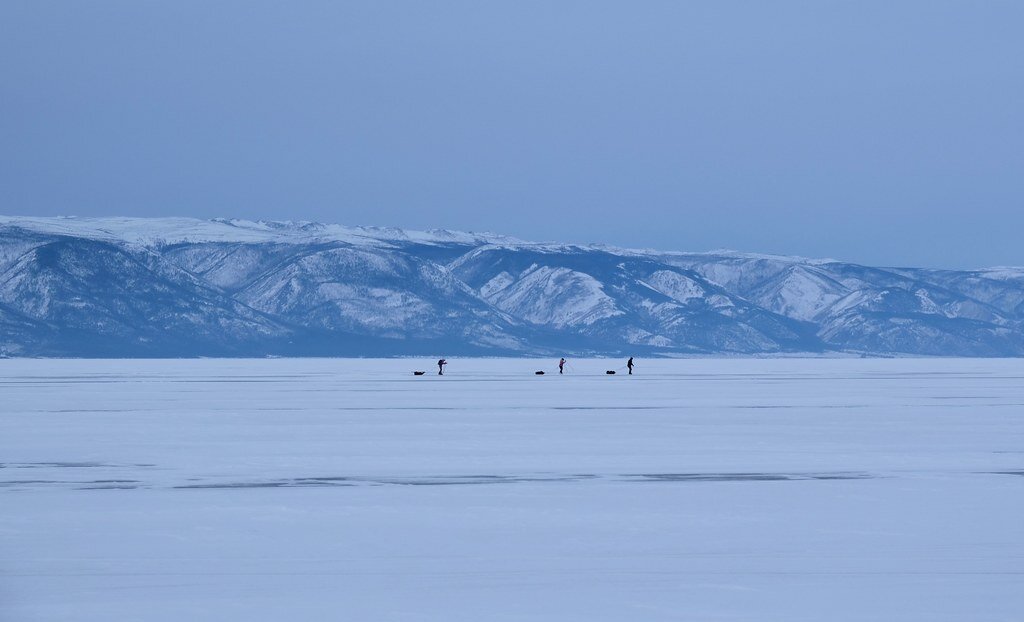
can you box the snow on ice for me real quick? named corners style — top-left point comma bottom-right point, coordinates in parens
top-left (1, 358), bottom-right (1023, 621)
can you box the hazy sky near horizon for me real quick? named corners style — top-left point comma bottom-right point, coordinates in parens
top-left (2, 1), bottom-right (1022, 268)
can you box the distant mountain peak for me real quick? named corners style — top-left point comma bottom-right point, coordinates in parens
top-left (0, 216), bottom-right (527, 248)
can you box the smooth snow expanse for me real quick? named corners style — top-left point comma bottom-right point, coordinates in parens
top-left (2, 358), bottom-right (1023, 621)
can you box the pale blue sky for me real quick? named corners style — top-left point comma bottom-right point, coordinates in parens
top-left (2, 1), bottom-right (1022, 268)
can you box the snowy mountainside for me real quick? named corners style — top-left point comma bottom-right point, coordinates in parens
top-left (0, 217), bottom-right (1022, 356)
top-left (0, 216), bottom-right (523, 247)
top-left (450, 246), bottom-right (815, 353)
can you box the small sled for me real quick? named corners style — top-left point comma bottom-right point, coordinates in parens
top-left (413, 371), bottom-right (426, 376)
top-left (535, 370), bottom-right (545, 375)
top-left (605, 370), bottom-right (616, 375)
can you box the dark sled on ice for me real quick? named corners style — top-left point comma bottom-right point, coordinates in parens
top-left (413, 371), bottom-right (426, 376)
top-left (535, 371), bottom-right (545, 375)
top-left (606, 370), bottom-right (616, 375)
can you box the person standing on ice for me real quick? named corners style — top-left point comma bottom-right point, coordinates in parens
top-left (437, 358), bottom-right (447, 375)
top-left (559, 358), bottom-right (566, 374)
top-left (627, 357), bottom-right (634, 375)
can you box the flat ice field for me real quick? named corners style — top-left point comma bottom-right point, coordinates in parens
top-left (2, 358), bottom-right (1023, 621)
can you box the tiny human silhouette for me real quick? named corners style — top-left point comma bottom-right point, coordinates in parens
top-left (437, 358), bottom-right (447, 375)
top-left (559, 358), bottom-right (566, 374)
top-left (627, 357), bottom-right (634, 375)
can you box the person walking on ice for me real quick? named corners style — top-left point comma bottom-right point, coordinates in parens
top-left (437, 358), bottom-right (447, 375)
top-left (559, 358), bottom-right (566, 374)
top-left (627, 357), bottom-right (634, 375)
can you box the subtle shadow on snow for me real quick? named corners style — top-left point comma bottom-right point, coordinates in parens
top-left (0, 462), bottom-right (156, 469)
top-left (167, 472), bottom-right (874, 490)
top-left (176, 482), bottom-right (309, 489)
top-left (1, 462), bottom-right (108, 469)
top-left (173, 474), bottom-right (600, 489)
top-left (2, 478), bottom-right (141, 489)
top-left (21, 469), bottom-right (1010, 492)
top-left (622, 472), bottom-right (875, 482)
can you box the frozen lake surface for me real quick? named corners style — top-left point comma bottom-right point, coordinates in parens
top-left (2, 358), bottom-right (1023, 621)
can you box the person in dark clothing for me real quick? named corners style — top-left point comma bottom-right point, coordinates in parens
top-left (437, 359), bottom-right (447, 375)
top-left (559, 358), bottom-right (566, 374)
top-left (627, 357), bottom-right (634, 375)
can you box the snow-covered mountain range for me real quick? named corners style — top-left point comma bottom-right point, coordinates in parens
top-left (2, 216), bottom-right (1022, 357)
